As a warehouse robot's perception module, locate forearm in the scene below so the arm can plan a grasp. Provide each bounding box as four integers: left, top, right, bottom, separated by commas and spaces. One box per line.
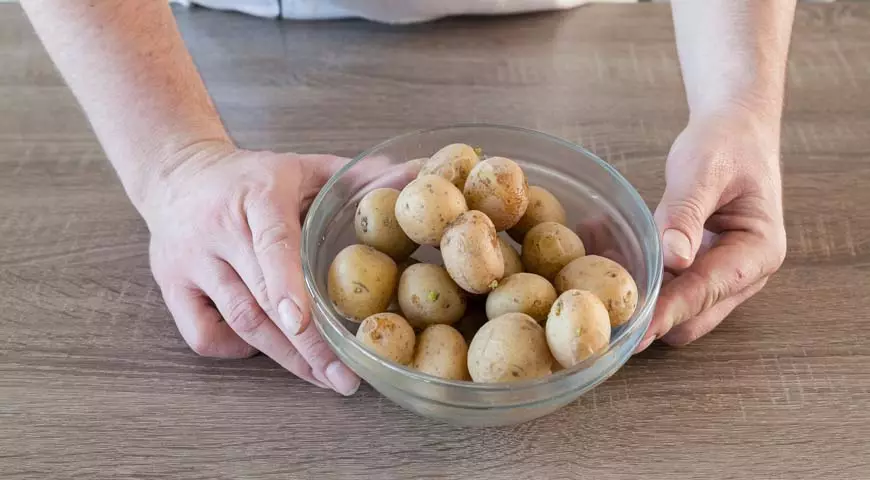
671, 0, 796, 125
21, 0, 231, 207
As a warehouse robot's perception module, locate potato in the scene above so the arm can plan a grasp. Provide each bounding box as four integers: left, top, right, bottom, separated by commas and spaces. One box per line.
467, 312, 553, 383
419, 143, 480, 190
387, 258, 419, 312
485, 273, 557, 323
440, 210, 504, 294
498, 237, 524, 277
356, 312, 416, 365
412, 324, 470, 380
327, 244, 398, 322
521, 221, 586, 280
507, 186, 567, 243
463, 157, 529, 231
354, 188, 418, 261
395, 175, 468, 246
397, 263, 466, 328
545, 290, 611, 368
554, 255, 638, 327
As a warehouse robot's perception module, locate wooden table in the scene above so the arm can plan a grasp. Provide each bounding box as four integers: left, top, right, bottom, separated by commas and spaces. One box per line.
3, 4, 869, 479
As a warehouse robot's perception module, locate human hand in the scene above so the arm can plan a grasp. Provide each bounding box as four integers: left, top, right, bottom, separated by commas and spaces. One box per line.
637, 107, 787, 352
141, 142, 360, 395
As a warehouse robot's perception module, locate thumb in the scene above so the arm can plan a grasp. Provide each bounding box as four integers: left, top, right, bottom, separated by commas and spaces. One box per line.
654, 187, 717, 271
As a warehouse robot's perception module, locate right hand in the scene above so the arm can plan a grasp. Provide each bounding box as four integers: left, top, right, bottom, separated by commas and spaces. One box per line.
140, 141, 361, 395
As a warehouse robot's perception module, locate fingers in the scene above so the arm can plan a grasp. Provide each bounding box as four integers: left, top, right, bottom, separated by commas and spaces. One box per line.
333, 154, 423, 197
301, 153, 419, 198
246, 203, 310, 336
221, 242, 360, 396
242, 198, 361, 396
301, 154, 349, 185
574, 215, 629, 267
197, 259, 328, 388
638, 229, 780, 350
162, 281, 257, 359
654, 183, 719, 271
288, 323, 361, 396
660, 278, 767, 346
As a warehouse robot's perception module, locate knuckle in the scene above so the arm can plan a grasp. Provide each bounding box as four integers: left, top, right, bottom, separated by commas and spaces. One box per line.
185, 328, 257, 359
293, 329, 334, 367
687, 270, 726, 316
184, 323, 226, 358
224, 296, 269, 336
251, 275, 270, 309
661, 326, 701, 347
666, 197, 708, 233
252, 221, 294, 255
186, 330, 222, 357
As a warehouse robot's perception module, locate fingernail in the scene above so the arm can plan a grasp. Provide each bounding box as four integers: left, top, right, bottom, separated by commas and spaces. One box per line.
326, 361, 360, 396
278, 299, 302, 336
663, 229, 692, 261
635, 335, 655, 354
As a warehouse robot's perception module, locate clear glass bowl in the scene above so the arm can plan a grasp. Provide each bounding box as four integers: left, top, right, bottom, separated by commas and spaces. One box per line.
302, 124, 662, 427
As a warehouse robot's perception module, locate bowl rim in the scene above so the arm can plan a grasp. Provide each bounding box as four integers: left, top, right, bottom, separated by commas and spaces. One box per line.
301, 123, 662, 392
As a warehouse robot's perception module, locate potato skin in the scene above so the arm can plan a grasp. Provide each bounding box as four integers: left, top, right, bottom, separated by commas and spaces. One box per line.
397, 263, 466, 328
395, 175, 468, 246
411, 324, 470, 380
328, 244, 398, 322
546, 290, 611, 368
354, 188, 418, 261
498, 237, 524, 277
387, 258, 419, 313
440, 210, 505, 294
507, 186, 567, 243
463, 157, 529, 231
554, 255, 638, 327
419, 143, 480, 190
467, 312, 553, 383
485, 273, 557, 323
356, 312, 416, 365
521, 222, 586, 281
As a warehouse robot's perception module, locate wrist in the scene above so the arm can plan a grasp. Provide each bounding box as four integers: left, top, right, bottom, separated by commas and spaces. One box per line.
123, 137, 237, 215
690, 89, 783, 133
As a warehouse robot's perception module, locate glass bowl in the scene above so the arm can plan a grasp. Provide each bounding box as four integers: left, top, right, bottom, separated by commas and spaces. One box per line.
301, 124, 662, 427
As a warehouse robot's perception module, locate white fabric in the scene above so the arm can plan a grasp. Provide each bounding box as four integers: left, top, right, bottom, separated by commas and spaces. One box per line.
172, 0, 636, 23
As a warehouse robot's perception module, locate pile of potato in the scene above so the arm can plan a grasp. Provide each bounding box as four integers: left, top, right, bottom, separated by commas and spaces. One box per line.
328, 143, 638, 383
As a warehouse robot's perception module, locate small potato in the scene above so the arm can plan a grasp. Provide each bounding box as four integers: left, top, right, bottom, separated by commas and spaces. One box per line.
356, 312, 416, 365
467, 312, 553, 383
498, 237, 524, 277
354, 188, 418, 261
328, 244, 398, 322
412, 324, 470, 380
546, 290, 611, 368
521, 221, 586, 281
485, 273, 557, 323
398, 263, 466, 328
440, 210, 504, 294
419, 143, 480, 190
395, 175, 468, 246
554, 255, 638, 327
387, 258, 419, 312
507, 186, 567, 243
463, 157, 529, 231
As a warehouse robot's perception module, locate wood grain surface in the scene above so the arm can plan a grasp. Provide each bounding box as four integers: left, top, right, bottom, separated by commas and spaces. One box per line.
2, 3, 870, 479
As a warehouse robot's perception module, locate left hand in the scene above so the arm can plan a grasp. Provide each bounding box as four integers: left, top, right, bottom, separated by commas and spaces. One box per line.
637, 106, 787, 352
